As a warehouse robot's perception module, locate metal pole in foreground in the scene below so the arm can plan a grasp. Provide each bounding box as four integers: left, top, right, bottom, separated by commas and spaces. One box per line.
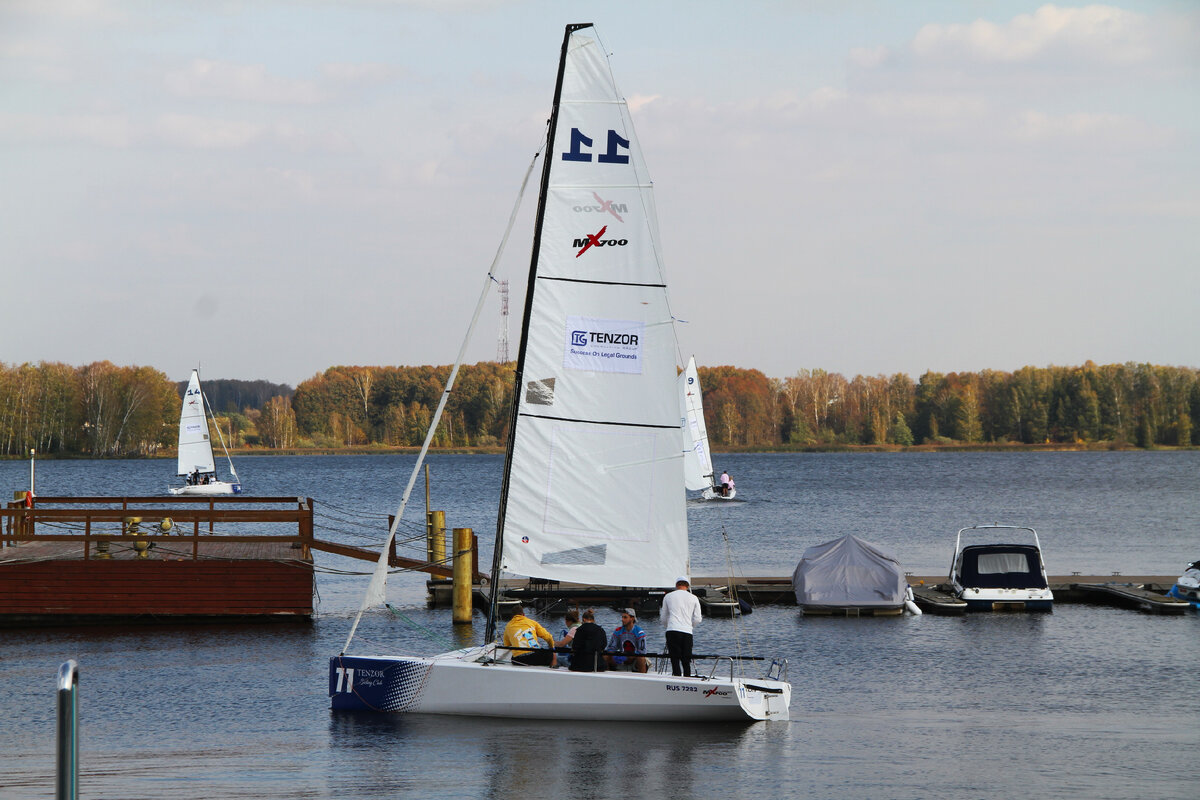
56, 660, 79, 800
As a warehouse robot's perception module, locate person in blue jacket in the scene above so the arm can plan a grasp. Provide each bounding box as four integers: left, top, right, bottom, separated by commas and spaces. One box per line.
605, 608, 648, 673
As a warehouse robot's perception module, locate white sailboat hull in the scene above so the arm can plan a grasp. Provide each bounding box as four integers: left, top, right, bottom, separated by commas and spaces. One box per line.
701, 487, 736, 501
169, 481, 241, 496
330, 647, 790, 722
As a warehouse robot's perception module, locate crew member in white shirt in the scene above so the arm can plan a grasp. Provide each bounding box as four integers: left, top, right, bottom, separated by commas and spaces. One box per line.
660, 576, 703, 677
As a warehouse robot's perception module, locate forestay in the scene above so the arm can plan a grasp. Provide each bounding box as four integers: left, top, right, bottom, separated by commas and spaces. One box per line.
176, 370, 215, 476
499, 26, 687, 588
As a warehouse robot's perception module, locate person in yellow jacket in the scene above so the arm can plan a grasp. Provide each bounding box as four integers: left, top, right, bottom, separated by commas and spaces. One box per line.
503, 603, 558, 667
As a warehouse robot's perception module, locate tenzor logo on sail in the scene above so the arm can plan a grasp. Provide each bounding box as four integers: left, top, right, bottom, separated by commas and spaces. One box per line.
564, 316, 643, 374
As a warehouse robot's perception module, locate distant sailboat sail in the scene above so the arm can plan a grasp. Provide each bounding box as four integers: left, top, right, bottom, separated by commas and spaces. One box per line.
177, 371, 216, 476
679, 356, 714, 492
170, 369, 241, 495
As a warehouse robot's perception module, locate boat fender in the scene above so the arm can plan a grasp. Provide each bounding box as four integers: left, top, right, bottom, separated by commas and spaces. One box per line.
904, 586, 923, 616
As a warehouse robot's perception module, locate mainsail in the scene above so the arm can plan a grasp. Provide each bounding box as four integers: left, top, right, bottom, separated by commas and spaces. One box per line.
679, 356, 714, 491
176, 370, 216, 476
496, 25, 687, 589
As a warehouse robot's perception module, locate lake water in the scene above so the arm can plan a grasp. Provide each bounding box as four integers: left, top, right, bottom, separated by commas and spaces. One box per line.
1, 452, 1196, 798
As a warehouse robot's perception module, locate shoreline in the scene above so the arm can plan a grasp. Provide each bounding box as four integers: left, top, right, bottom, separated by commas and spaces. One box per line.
5, 441, 1194, 460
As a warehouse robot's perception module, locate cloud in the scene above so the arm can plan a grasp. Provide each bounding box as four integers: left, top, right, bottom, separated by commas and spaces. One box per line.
322, 62, 395, 84
911, 4, 1154, 65
164, 59, 326, 105
155, 113, 264, 149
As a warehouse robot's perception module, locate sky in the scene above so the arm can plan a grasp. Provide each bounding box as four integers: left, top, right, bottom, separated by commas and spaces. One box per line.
2, 0, 1197, 387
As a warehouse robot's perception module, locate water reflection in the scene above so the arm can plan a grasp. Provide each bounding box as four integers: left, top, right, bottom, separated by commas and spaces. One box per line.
328, 712, 763, 797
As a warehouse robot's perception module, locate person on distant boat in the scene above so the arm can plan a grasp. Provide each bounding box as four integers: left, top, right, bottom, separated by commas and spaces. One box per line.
503, 603, 557, 667
569, 608, 608, 672
660, 576, 703, 677
555, 609, 581, 669
726, 474, 735, 496
605, 608, 648, 673
719, 470, 731, 497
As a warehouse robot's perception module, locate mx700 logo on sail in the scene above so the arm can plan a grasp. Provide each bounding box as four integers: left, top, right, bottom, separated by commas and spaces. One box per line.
574, 225, 628, 258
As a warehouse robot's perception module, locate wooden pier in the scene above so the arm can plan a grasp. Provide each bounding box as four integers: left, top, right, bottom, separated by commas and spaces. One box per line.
0, 495, 320, 626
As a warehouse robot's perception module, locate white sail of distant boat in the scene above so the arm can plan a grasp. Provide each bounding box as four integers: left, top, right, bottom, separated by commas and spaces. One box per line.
169, 370, 241, 495
328, 24, 789, 722
678, 356, 734, 499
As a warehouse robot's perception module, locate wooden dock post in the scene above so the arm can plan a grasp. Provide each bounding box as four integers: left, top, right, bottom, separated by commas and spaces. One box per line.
452, 528, 473, 624
427, 510, 446, 568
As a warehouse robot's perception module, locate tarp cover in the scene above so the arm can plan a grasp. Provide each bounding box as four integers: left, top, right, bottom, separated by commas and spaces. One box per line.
792, 534, 907, 608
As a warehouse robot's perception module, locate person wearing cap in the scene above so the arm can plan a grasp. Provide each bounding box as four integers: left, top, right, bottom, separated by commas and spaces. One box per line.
503, 603, 557, 668
605, 608, 648, 673
660, 576, 702, 677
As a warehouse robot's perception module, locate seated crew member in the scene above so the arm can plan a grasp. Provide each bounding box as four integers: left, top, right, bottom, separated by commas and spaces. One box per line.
555, 609, 581, 669
569, 608, 608, 672
604, 608, 648, 673
503, 603, 557, 667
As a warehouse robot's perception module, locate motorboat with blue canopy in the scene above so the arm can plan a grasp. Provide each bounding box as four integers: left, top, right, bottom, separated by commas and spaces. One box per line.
949, 525, 1053, 611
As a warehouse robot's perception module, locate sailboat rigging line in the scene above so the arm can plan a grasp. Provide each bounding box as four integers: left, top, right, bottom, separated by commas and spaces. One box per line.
538, 277, 666, 288
201, 389, 238, 482
340, 138, 545, 657
485, 22, 592, 647
518, 413, 680, 430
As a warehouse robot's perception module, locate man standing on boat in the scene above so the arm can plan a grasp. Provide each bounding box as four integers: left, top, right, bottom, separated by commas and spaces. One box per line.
719, 470, 731, 497
503, 603, 557, 668
605, 609, 648, 673
661, 576, 702, 677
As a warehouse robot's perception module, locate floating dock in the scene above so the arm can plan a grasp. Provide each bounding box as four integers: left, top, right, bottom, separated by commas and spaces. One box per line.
474, 574, 1185, 616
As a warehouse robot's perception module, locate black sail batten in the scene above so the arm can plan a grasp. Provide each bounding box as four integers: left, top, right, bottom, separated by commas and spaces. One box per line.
539, 276, 666, 288
484, 23, 591, 645
519, 413, 680, 430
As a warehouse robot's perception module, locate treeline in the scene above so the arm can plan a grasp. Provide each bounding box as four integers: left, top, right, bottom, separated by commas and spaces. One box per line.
0, 362, 296, 456
176, 378, 293, 415
3, 360, 1198, 456
768, 362, 1199, 448
0, 361, 178, 456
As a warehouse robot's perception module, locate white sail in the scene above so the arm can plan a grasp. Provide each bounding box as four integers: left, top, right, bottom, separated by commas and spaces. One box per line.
498, 26, 687, 588
679, 356, 714, 491
176, 370, 216, 476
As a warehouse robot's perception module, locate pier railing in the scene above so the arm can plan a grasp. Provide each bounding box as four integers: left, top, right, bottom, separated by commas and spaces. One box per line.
1, 496, 316, 560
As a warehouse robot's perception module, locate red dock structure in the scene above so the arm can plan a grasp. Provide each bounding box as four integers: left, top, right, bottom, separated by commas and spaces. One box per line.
1, 496, 316, 626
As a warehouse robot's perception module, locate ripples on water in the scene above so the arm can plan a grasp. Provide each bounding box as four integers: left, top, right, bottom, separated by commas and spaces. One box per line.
0, 452, 1196, 798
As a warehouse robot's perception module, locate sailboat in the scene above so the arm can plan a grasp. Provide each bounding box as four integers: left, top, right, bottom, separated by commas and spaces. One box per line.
169, 370, 242, 495
679, 356, 735, 500
328, 24, 790, 721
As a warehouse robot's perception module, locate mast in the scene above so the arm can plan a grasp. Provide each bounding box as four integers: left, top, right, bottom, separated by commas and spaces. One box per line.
484, 22, 593, 645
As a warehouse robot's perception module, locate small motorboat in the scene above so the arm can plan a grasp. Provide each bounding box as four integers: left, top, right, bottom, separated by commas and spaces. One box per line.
949, 525, 1053, 611
1166, 560, 1200, 609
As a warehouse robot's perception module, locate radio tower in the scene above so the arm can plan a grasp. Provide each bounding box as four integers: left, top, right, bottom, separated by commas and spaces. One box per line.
496, 280, 510, 363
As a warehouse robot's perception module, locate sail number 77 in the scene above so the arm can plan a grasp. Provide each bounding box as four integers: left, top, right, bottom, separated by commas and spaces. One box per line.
562, 128, 630, 164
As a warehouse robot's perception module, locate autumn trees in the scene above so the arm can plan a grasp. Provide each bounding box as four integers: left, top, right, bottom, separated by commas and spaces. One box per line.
0, 361, 177, 456
2, 359, 1197, 456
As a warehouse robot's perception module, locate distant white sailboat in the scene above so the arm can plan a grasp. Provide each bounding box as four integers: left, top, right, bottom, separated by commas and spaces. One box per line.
329, 23, 789, 722
679, 356, 735, 500
169, 370, 241, 495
